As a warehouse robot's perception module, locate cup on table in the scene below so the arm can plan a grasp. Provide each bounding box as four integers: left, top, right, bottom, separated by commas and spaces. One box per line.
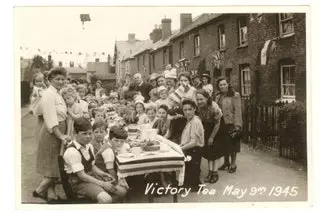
131, 147, 141, 156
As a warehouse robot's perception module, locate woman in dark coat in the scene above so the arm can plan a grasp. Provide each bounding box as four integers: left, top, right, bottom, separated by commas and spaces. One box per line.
196, 89, 222, 183
215, 77, 242, 173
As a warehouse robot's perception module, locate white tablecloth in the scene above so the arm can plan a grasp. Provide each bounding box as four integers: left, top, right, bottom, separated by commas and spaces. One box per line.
116, 135, 185, 186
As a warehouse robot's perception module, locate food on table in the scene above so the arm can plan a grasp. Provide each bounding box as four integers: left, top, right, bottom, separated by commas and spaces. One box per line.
142, 140, 161, 152
128, 127, 139, 133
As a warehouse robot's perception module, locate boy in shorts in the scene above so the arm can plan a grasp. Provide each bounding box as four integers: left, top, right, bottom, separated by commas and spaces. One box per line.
63, 117, 126, 203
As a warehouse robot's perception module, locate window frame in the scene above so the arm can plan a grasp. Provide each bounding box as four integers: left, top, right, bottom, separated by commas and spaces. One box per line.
280, 64, 296, 99
163, 49, 167, 66
225, 68, 232, 83
218, 24, 226, 50
238, 17, 248, 46
179, 41, 185, 59
278, 13, 295, 37
142, 54, 145, 66
194, 35, 200, 56
152, 54, 155, 69
240, 64, 251, 96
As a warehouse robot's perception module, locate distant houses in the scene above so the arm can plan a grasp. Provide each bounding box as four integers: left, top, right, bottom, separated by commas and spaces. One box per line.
113, 13, 306, 103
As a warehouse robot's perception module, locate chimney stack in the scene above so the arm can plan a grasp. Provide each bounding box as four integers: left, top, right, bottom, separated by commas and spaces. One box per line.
161, 18, 172, 40
150, 24, 162, 43
128, 33, 136, 42
180, 13, 192, 29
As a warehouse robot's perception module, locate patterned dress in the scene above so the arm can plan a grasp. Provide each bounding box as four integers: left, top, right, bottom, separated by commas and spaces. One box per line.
198, 102, 224, 160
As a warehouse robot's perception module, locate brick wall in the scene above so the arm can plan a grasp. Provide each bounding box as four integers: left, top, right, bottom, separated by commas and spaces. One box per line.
169, 13, 306, 102
248, 13, 306, 102
136, 52, 151, 78
150, 49, 165, 74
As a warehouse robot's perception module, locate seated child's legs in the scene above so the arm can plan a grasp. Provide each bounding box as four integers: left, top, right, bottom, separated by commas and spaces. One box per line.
96, 191, 113, 203
74, 182, 106, 203
114, 184, 128, 197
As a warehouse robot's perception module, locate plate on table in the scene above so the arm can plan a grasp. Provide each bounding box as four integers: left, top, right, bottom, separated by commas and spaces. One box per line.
141, 151, 159, 156
159, 144, 170, 153
117, 153, 134, 158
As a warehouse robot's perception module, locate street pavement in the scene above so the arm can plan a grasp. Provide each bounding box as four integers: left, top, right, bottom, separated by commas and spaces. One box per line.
20, 108, 308, 204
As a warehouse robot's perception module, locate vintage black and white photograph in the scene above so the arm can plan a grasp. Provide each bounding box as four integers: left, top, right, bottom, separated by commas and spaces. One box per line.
16, 6, 309, 205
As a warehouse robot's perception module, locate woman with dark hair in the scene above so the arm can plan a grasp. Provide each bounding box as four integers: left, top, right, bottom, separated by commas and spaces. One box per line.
196, 89, 222, 183
180, 98, 204, 191
215, 77, 242, 173
202, 72, 213, 97
168, 72, 197, 108
33, 67, 70, 203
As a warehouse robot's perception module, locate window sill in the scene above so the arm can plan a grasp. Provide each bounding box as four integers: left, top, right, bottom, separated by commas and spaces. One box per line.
237, 44, 248, 49
193, 55, 200, 58
275, 98, 296, 103
219, 48, 226, 52
279, 32, 295, 39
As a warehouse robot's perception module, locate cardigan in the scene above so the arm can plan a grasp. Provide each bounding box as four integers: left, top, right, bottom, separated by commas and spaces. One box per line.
215, 92, 242, 128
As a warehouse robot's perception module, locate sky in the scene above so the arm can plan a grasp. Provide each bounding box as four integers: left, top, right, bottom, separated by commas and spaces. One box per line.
15, 7, 203, 65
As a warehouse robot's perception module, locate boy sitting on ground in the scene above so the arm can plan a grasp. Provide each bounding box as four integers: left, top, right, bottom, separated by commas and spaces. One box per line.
63, 117, 126, 203
95, 125, 130, 190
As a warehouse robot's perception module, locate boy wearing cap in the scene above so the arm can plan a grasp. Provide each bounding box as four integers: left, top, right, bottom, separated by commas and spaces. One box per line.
63, 118, 126, 203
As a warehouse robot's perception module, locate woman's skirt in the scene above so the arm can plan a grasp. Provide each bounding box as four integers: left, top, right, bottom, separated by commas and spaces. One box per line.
36, 120, 67, 178
218, 120, 241, 156
202, 125, 226, 161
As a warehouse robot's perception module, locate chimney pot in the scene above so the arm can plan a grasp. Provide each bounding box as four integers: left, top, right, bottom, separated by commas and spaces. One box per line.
180, 13, 192, 29
161, 18, 172, 40
128, 33, 135, 42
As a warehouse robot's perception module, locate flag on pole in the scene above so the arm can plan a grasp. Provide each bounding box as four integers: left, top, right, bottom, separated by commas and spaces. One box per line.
80, 14, 91, 29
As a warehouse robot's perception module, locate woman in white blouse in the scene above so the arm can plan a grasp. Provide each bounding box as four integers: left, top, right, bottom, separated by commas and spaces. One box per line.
33, 67, 70, 203
95, 80, 103, 98
202, 72, 214, 97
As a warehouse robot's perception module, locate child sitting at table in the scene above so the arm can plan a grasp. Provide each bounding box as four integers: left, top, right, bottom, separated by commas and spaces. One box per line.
95, 125, 130, 190
143, 104, 158, 128
156, 86, 171, 110
148, 88, 159, 105
91, 108, 106, 125
123, 103, 139, 124
152, 104, 171, 138
76, 84, 90, 119
63, 117, 126, 203
76, 84, 88, 101
135, 100, 148, 125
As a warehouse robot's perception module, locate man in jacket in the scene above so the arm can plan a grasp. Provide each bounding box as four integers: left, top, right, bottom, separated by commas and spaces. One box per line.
129, 73, 152, 103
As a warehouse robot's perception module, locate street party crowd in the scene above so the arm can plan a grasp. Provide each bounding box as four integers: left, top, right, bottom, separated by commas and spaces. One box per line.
28, 64, 242, 204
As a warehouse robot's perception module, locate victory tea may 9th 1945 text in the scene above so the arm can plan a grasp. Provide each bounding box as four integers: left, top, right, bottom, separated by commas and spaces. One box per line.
145, 183, 299, 199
